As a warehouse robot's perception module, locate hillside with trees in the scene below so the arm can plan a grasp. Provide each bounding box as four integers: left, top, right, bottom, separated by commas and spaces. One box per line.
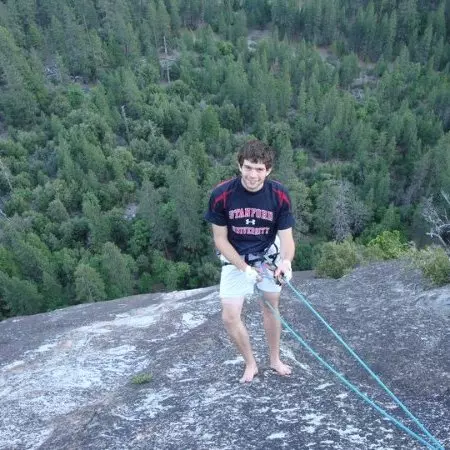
0, 0, 449, 318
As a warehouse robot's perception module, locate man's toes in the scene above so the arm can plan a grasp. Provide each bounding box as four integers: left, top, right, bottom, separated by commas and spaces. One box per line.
240, 368, 258, 383
270, 363, 292, 376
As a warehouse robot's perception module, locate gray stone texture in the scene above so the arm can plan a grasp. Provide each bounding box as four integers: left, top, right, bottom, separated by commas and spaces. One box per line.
0, 260, 449, 450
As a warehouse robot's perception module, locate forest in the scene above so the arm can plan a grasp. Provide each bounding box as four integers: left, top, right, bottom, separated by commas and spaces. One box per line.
0, 0, 449, 318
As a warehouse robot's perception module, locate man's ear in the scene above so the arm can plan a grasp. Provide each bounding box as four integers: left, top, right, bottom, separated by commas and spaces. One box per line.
266, 168, 272, 176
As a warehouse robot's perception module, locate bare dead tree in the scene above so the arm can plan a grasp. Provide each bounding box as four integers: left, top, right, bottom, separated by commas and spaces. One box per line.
163, 35, 170, 83
0, 157, 13, 192
332, 180, 370, 242
0, 209, 9, 221
332, 181, 352, 242
0, 157, 12, 221
422, 191, 450, 254
120, 105, 131, 144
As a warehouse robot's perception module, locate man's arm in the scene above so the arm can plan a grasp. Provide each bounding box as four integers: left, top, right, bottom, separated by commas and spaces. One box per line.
212, 224, 248, 272
278, 227, 295, 262
275, 227, 295, 280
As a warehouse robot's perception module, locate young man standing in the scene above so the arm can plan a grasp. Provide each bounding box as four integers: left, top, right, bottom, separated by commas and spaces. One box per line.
205, 140, 296, 383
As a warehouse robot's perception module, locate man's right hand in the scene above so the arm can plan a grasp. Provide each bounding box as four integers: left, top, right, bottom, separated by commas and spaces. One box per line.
244, 266, 261, 283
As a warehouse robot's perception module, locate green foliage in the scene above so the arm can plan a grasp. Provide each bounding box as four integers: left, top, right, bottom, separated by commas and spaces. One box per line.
0, 26, 43, 127
0, 0, 449, 319
0, 272, 44, 316
366, 231, 409, 261
411, 247, 450, 286
41, 272, 64, 311
150, 251, 191, 291
164, 261, 190, 291
74, 263, 106, 303
82, 193, 110, 250
138, 272, 153, 293
200, 106, 221, 144
129, 220, 151, 258
99, 242, 136, 299
137, 179, 173, 251
358, 203, 403, 244
47, 198, 70, 223
315, 239, 360, 279
339, 53, 360, 88
0, 247, 19, 277
168, 157, 203, 252
187, 260, 219, 288
293, 241, 315, 271
131, 372, 153, 384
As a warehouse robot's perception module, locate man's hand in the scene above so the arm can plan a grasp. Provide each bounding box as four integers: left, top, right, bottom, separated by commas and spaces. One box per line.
274, 260, 292, 284
244, 266, 261, 283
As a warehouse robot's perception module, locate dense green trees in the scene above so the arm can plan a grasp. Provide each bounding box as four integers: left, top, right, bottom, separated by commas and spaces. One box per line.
0, 0, 449, 319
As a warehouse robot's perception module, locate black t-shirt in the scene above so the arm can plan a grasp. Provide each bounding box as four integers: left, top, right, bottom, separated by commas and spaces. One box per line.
205, 177, 295, 255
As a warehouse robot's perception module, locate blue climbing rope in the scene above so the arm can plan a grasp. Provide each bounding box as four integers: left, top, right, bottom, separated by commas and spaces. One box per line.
263, 276, 444, 450
264, 301, 441, 449
283, 279, 444, 450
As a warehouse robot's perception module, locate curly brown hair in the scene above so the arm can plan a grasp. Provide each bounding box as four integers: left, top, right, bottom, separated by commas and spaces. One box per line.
237, 140, 275, 169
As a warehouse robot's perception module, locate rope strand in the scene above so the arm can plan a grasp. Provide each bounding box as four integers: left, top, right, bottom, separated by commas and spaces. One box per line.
259, 273, 444, 450
265, 301, 441, 449
283, 279, 444, 450
256, 257, 443, 448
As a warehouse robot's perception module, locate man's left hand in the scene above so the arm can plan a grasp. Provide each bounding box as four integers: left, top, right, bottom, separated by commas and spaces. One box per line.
274, 260, 292, 284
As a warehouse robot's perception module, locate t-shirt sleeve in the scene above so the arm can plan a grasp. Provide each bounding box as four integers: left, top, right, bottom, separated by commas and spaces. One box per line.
204, 190, 227, 226
277, 188, 295, 230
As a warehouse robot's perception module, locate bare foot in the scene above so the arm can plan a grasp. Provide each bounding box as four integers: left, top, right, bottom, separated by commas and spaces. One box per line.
239, 364, 258, 383
270, 360, 292, 376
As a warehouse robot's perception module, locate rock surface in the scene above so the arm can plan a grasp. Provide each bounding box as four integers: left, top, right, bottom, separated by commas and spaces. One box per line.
0, 261, 449, 450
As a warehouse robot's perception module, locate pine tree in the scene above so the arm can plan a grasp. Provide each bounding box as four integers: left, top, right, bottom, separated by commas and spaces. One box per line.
253, 104, 269, 141
0, 272, 43, 316
82, 192, 110, 250
339, 53, 360, 88
200, 106, 221, 143
397, 0, 418, 46
168, 157, 203, 252
99, 242, 135, 299
0, 27, 40, 126
417, 22, 433, 64
138, 179, 172, 250
221, 57, 250, 109
268, 122, 295, 182
321, 0, 338, 45
166, 0, 182, 36
74, 263, 106, 303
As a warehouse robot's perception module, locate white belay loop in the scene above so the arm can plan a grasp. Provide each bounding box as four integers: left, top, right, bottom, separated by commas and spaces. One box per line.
266, 278, 444, 450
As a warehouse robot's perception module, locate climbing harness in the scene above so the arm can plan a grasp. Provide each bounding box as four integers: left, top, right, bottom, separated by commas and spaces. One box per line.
266, 277, 444, 450
217, 240, 280, 270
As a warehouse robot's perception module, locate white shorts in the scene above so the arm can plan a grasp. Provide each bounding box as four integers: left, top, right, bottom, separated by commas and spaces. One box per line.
219, 261, 282, 298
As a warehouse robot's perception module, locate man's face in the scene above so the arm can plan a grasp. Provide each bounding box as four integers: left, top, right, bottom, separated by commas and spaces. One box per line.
239, 159, 271, 192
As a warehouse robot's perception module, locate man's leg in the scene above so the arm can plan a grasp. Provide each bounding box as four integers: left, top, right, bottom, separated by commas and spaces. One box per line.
222, 297, 258, 383
260, 291, 292, 376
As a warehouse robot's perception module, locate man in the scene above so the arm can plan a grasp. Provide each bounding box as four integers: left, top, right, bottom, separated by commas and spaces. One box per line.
205, 139, 296, 383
